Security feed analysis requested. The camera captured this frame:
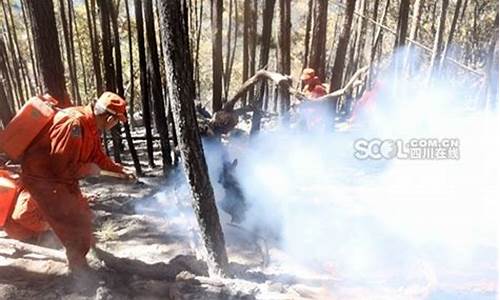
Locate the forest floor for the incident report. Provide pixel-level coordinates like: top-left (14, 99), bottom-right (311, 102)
top-left (0, 172), bottom-right (330, 300)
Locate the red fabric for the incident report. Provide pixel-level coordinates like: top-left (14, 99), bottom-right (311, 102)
top-left (20, 104), bottom-right (123, 269)
top-left (300, 77), bottom-right (328, 129)
top-left (3, 189), bottom-right (50, 241)
top-left (349, 84), bottom-right (380, 123)
top-left (303, 77), bottom-right (327, 99)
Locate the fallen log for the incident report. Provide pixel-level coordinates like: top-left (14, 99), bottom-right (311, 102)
top-left (0, 237), bottom-right (66, 262)
top-left (92, 247), bottom-right (209, 281)
top-left (224, 69), bottom-right (298, 111)
top-left (227, 66), bottom-right (370, 112)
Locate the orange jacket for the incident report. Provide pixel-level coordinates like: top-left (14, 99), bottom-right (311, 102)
top-left (22, 104), bottom-right (123, 182)
top-left (303, 76), bottom-right (327, 99)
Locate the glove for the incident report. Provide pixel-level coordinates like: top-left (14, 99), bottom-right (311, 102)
top-left (121, 167), bottom-right (137, 181)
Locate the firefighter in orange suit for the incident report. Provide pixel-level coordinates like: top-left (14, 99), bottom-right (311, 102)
top-left (3, 91), bottom-right (134, 273)
top-left (301, 68), bottom-right (327, 99)
top-left (299, 68), bottom-right (329, 129)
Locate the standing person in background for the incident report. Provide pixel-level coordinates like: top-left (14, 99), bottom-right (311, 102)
top-left (301, 68), bottom-right (327, 99)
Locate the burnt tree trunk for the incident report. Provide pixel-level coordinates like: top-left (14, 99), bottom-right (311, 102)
top-left (0, 37), bottom-right (15, 111)
top-left (250, 0), bottom-right (276, 135)
top-left (394, 0), bottom-right (410, 50)
top-left (223, 0), bottom-right (233, 100)
top-left (7, 0), bottom-right (33, 96)
top-left (278, 0), bottom-right (291, 116)
top-left (145, 0), bottom-right (172, 173)
top-left (198, 2), bottom-right (204, 100)
top-left (58, 0), bottom-right (79, 104)
top-left (392, 0), bottom-right (410, 78)
top-left (67, 0), bottom-right (80, 102)
top-left (20, 0), bottom-right (40, 93)
top-left (248, 0), bottom-right (258, 104)
top-left (158, 0), bottom-right (228, 276)
top-left (242, 0), bottom-right (251, 106)
top-left (429, 0), bottom-right (449, 79)
top-left (0, 36), bottom-right (13, 125)
top-left (309, 0), bottom-right (328, 80)
top-left (125, 0), bottom-right (135, 123)
top-left (109, 0), bottom-right (142, 175)
top-left (84, 0), bottom-right (103, 95)
top-left (303, 0), bottom-right (313, 70)
top-left (211, 0), bottom-right (223, 112)
top-left (135, 0), bottom-right (156, 168)
top-left (71, 1), bottom-right (88, 97)
top-left (223, 0), bottom-right (238, 101)
top-left (26, 0), bottom-right (68, 107)
top-left (0, 80), bottom-right (13, 127)
top-left (97, 0), bottom-right (122, 163)
top-left (368, 0), bottom-right (390, 86)
top-left (2, 0), bottom-right (25, 101)
top-left (440, 0), bottom-right (462, 70)
top-left (329, 0), bottom-right (356, 93)
top-left (352, 0), bottom-right (367, 71)
top-left (405, 0), bottom-right (423, 75)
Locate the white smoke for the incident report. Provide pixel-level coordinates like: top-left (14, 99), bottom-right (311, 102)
top-left (217, 53), bottom-right (499, 298)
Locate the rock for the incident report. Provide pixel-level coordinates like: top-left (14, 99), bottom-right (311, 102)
top-left (175, 270), bottom-right (196, 281)
top-left (94, 286), bottom-right (113, 300)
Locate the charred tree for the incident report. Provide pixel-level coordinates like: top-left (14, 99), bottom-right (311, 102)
top-left (158, 0), bottom-right (228, 276)
top-left (109, 0), bottom-right (142, 175)
top-left (429, 0), bottom-right (449, 79)
top-left (242, 0), bottom-right (251, 106)
top-left (1, 0), bottom-right (25, 101)
top-left (250, 0), bottom-right (276, 135)
top-left (84, 0), bottom-right (103, 95)
top-left (97, 0), bottom-right (122, 163)
top-left (329, 0), bottom-right (356, 93)
top-left (352, 0), bottom-right (367, 71)
top-left (392, 0), bottom-right (410, 78)
top-left (368, 0), bottom-right (390, 86)
top-left (0, 37), bottom-right (15, 111)
top-left (125, 0), bottom-right (135, 122)
top-left (0, 36), bottom-right (13, 125)
top-left (211, 0), bottom-right (223, 112)
top-left (71, 1), bottom-right (88, 97)
top-left (145, 0), bottom-right (172, 173)
top-left (7, 0), bottom-right (33, 96)
top-left (135, 0), bottom-right (156, 168)
top-left (0, 79), bottom-right (13, 127)
top-left (223, 0), bottom-right (238, 100)
top-left (309, 0), bottom-right (328, 80)
top-left (20, 0), bottom-right (40, 93)
top-left (58, 0), bottom-right (79, 104)
top-left (303, 0), bottom-right (313, 71)
top-left (248, 0), bottom-right (258, 104)
top-left (278, 0), bottom-right (291, 116)
top-left (440, 0), bottom-right (462, 70)
top-left (394, 0), bottom-right (410, 50)
top-left (26, 0), bottom-right (68, 107)
top-left (405, 0), bottom-right (423, 75)
top-left (67, 0), bottom-right (80, 102)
